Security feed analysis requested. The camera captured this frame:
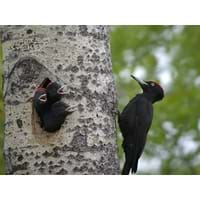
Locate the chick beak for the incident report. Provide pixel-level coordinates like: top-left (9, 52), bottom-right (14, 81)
top-left (57, 85), bottom-right (67, 95)
top-left (39, 94), bottom-right (47, 102)
top-left (131, 75), bottom-right (148, 89)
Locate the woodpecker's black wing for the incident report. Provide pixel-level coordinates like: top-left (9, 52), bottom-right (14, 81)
top-left (119, 94), bottom-right (153, 174)
top-left (43, 101), bottom-right (73, 132)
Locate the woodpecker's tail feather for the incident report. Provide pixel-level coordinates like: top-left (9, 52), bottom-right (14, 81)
top-left (122, 159), bottom-right (138, 175)
top-left (122, 161), bottom-right (131, 175)
top-left (131, 159), bottom-right (138, 174)
top-left (122, 143), bottom-right (139, 175)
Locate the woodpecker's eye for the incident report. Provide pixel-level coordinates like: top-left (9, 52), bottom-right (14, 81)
top-left (151, 83), bottom-right (155, 87)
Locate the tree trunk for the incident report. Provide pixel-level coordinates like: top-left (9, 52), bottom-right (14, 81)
top-left (1, 25), bottom-right (120, 174)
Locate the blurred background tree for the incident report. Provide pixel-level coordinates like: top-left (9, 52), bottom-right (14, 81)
top-left (1, 26), bottom-right (200, 174)
top-left (111, 25), bottom-right (200, 174)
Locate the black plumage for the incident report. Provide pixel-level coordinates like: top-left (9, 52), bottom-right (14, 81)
top-left (33, 87), bottom-right (48, 128)
top-left (46, 81), bottom-right (66, 104)
top-left (42, 101), bottom-right (74, 132)
top-left (118, 75), bottom-right (164, 175)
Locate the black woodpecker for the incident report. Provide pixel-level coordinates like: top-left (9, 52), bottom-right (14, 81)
top-left (118, 75), bottom-right (164, 175)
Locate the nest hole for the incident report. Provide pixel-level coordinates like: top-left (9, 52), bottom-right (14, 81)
top-left (31, 102), bottom-right (63, 144)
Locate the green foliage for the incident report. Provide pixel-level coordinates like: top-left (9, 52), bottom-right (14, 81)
top-left (111, 26), bottom-right (200, 174)
top-left (0, 41), bottom-right (5, 174)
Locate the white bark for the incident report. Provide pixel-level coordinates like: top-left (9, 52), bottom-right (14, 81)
top-left (1, 25), bottom-right (120, 174)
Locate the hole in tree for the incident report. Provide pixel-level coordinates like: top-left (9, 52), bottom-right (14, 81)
top-left (31, 78), bottom-right (63, 144)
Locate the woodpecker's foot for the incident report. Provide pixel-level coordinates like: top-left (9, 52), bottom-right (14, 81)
top-left (65, 104), bottom-right (77, 113)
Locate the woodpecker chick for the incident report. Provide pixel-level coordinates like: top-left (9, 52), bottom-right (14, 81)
top-left (46, 81), bottom-right (66, 104)
top-left (42, 101), bottom-right (76, 132)
top-left (33, 78), bottom-right (76, 132)
top-left (118, 75), bottom-right (164, 175)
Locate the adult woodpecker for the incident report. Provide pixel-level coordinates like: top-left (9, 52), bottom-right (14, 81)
top-left (118, 75), bottom-right (164, 175)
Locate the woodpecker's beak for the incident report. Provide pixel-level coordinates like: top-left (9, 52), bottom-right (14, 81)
top-left (57, 85), bottom-right (67, 95)
top-left (39, 94), bottom-right (47, 102)
top-left (131, 75), bottom-right (148, 88)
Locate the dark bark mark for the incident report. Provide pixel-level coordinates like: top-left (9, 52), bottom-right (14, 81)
top-left (78, 25), bottom-right (107, 40)
top-left (79, 26), bottom-right (88, 36)
top-left (26, 29), bottom-right (33, 34)
top-left (16, 119), bottom-right (23, 128)
top-left (56, 168), bottom-right (68, 175)
top-left (2, 31), bottom-right (13, 42)
top-left (12, 162), bottom-right (29, 173)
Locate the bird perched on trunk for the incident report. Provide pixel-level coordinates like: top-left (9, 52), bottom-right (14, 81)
top-left (118, 75), bottom-right (164, 175)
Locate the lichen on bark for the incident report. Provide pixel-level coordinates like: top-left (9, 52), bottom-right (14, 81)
top-left (1, 25), bottom-right (120, 174)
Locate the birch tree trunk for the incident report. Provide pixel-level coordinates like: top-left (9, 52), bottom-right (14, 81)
top-left (1, 25), bottom-right (120, 174)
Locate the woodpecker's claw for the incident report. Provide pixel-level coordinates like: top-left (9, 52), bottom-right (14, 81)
top-left (65, 104), bottom-right (78, 113)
